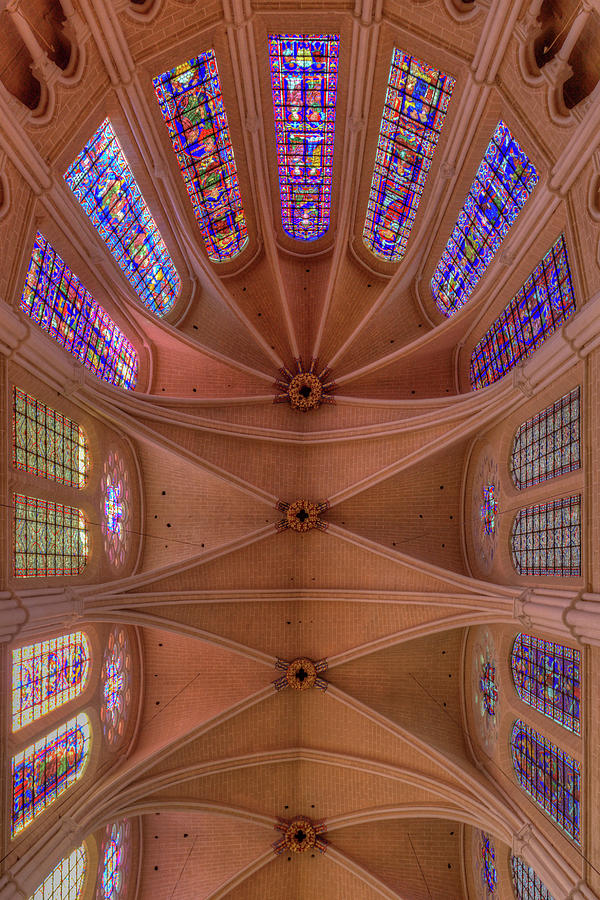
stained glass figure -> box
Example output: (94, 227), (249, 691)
(12, 632), (91, 732)
(20, 233), (138, 391)
(101, 628), (131, 745)
(153, 52), (248, 262)
(470, 236), (576, 389)
(12, 713), (91, 836)
(30, 845), (87, 900)
(13, 388), (89, 488)
(480, 832), (497, 894)
(511, 387), (580, 489)
(101, 452), (129, 568)
(511, 720), (580, 842)
(269, 34), (339, 241)
(511, 855), (555, 900)
(511, 495), (581, 577)
(64, 119), (181, 316)
(363, 49), (455, 262)
(479, 661), (497, 716)
(432, 120), (539, 316)
(99, 820), (130, 899)
(481, 483), (497, 536)
(14, 494), (88, 577)
(511, 633), (580, 734)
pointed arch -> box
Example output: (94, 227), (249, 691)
(20, 233), (138, 391)
(12, 632), (91, 732)
(510, 495), (581, 577)
(511, 633), (580, 733)
(30, 844), (87, 900)
(432, 120), (539, 317)
(470, 237), (576, 390)
(64, 119), (181, 317)
(153, 52), (248, 263)
(12, 714), (92, 837)
(13, 494), (89, 577)
(510, 720), (580, 843)
(363, 49), (455, 262)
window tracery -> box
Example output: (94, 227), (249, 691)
(20, 233), (138, 391)
(511, 720), (580, 843)
(511, 495), (581, 577)
(101, 628), (131, 745)
(470, 236), (576, 390)
(511, 633), (580, 734)
(64, 119), (181, 317)
(269, 34), (339, 241)
(153, 52), (248, 262)
(13, 388), (89, 488)
(362, 49), (455, 262)
(480, 831), (497, 895)
(432, 120), (538, 316)
(101, 452), (130, 568)
(510, 388), (580, 489)
(30, 845), (87, 900)
(98, 820), (130, 899)
(13, 494), (89, 577)
(511, 855), (555, 900)
(12, 632), (91, 731)
(12, 714), (91, 836)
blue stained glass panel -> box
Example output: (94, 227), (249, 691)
(511, 388), (580, 489)
(432, 120), (538, 316)
(511, 720), (580, 843)
(12, 714), (91, 836)
(511, 855), (555, 900)
(481, 832), (497, 894)
(470, 236), (576, 389)
(511, 495), (581, 577)
(363, 49), (455, 262)
(153, 52), (248, 262)
(511, 633), (580, 733)
(269, 34), (339, 241)
(64, 119), (181, 316)
(20, 233), (138, 391)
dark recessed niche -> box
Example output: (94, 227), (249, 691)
(162, 490), (166, 495)
(193, 324), (198, 330)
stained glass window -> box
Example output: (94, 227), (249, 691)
(20, 233), (138, 391)
(363, 50), (455, 262)
(12, 632), (91, 731)
(153, 52), (248, 262)
(511, 720), (580, 842)
(269, 34), (339, 241)
(432, 120), (539, 316)
(30, 845), (87, 900)
(99, 820), (130, 899)
(481, 483), (497, 535)
(64, 119), (181, 316)
(479, 661), (497, 716)
(101, 628), (131, 745)
(470, 236), (576, 389)
(12, 713), (91, 836)
(511, 633), (580, 734)
(14, 494), (89, 577)
(480, 832), (497, 894)
(511, 855), (555, 900)
(102, 452), (129, 568)
(13, 388), (89, 488)
(511, 387), (580, 489)
(511, 495), (581, 577)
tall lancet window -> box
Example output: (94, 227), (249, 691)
(30, 845), (87, 899)
(20, 234), (138, 390)
(511, 495), (581, 577)
(12, 632), (91, 731)
(13, 388), (89, 488)
(511, 721), (580, 843)
(363, 50), (455, 262)
(470, 236), (576, 390)
(269, 34), (339, 241)
(64, 119), (181, 317)
(432, 121), (538, 316)
(510, 388), (581, 489)
(511, 855), (555, 900)
(13, 494), (89, 577)
(153, 52), (248, 262)
(511, 633), (580, 733)
(12, 714), (91, 836)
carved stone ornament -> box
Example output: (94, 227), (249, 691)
(276, 499), (329, 533)
(273, 816), (328, 855)
(274, 359), (336, 411)
(273, 657), (328, 692)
